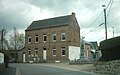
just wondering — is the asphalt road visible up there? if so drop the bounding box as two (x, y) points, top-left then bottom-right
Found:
(10, 63), (96, 75)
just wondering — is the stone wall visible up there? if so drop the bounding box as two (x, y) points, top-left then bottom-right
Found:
(0, 63), (5, 72)
(94, 60), (120, 75)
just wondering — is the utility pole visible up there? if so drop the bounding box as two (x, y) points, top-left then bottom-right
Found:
(102, 5), (107, 40)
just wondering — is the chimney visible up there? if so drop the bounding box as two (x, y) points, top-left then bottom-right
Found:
(72, 12), (75, 17)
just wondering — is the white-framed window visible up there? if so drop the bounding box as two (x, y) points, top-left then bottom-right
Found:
(28, 48), (31, 56)
(35, 35), (38, 43)
(43, 35), (47, 42)
(52, 48), (56, 56)
(61, 33), (66, 41)
(35, 48), (38, 57)
(61, 47), (66, 56)
(28, 37), (31, 43)
(52, 33), (56, 42)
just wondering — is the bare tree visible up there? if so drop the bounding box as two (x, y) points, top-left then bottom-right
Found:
(0, 29), (9, 50)
(9, 32), (25, 50)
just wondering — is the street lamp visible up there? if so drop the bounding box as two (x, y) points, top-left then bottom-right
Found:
(102, 5), (107, 40)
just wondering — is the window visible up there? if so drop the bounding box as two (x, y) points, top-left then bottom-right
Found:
(35, 48), (38, 57)
(52, 33), (56, 42)
(52, 48), (56, 56)
(43, 35), (47, 42)
(61, 47), (66, 56)
(28, 37), (31, 43)
(35, 35), (38, 43)
(61, 33), (66, 41)
(28, 48), (31, 56)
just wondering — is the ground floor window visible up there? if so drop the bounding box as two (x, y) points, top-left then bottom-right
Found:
(61, 47), (66, 56)
(52, 48), (56, 56)
(35, 48), (38, 57)
(28, 49), (31, 56)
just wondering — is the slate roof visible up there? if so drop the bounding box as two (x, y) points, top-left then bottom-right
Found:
(90, 41), (98, 50)
(26, 14), (73, 31)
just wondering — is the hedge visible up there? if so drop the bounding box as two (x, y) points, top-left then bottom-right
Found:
(99, 36), (120, 61)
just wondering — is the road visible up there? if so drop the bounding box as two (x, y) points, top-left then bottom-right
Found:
(10, 63), (97, 75)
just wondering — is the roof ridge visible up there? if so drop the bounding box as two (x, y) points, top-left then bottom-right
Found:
(26, 13), (74, 31)
(34, 14), (72, 22)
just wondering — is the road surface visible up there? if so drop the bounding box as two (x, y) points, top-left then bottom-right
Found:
(10, 63), (97, 75)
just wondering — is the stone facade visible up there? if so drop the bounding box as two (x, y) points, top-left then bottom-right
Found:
(84, 43), (93, 61)
(18, 13), (80, 63)
(94, 60), (120, 75)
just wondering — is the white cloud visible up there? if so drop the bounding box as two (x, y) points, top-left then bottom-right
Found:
(0, 0), (120, 43)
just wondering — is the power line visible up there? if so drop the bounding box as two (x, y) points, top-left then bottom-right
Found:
(82, 23), (104, 36)
(81, 0), (112, 35)
(107, 0), (114, 17)
(106, 0), (113, 9)
(81, 11), (103, 35)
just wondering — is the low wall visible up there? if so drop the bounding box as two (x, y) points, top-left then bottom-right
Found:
(94, 60), (120, 75)
(0, 63), (5, 72)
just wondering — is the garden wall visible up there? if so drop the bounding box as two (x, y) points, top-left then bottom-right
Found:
(94, 60), (120, 75)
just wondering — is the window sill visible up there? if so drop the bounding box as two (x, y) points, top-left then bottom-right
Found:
(52, 40), (56, 42)
(53, 55), (56, 56)
(62, 55), (66, 56)
(61, 40), (66, 42)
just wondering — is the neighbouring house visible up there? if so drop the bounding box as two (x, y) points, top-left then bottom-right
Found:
(90, 41), (101, 61)
(83, 41), (100, 62)
(84, 42), (93, 61)
(18, 12), (80, 63)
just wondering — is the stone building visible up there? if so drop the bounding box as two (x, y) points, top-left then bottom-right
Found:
(18, 12), (80, 63)
(84, 43), (92, 60)
(84, 41), (100, 62)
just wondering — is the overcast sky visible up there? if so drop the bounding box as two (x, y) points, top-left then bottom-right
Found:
(0, 0), (120, 43)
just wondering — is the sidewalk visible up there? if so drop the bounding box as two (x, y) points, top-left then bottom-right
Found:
(0, 67), (16, 75)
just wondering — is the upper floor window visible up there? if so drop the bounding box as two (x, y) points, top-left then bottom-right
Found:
(61, 33), (66, 41)
(52, 48), (56, 56)
(28, 37), (31, 43)
(61, 47), (66, 56)
(35, 35), (38, 43)
(52, 33), (56, 42)
(43, 47), (46, 50)
(43, 35), (47, 42)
